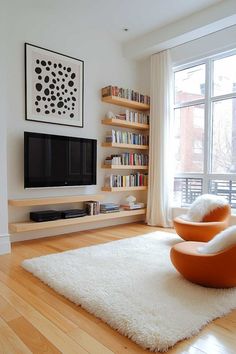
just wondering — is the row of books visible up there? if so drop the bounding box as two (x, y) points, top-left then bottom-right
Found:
(104, 153), (149, 166)
(84, 201), (120, 214)
(105, 130), (149, 146)
(100, 203), (120, 213)
(84, 201), (145, 214)
(114, 110), (149, 125)
(102, 86), (150, 105)
(84, 201), (100, 215)
(104, 173), (148, 188)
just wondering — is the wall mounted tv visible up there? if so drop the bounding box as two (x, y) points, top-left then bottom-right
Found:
(24, 132), (97, 188)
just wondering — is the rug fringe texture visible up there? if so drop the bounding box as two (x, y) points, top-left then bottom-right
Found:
(22, 232), (236, 352)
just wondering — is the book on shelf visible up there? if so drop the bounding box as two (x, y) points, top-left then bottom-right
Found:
(104, 153), (148, 166)
(100, 203), (120, 213)
(104, 173), (148, 188)
(104, 157), (113, 165)
(121, 202), (145, 210)
(100, 209), (120, 214)
(84, 201), (100, 215)
(104, 154), (122, 165)
(124, 110), (149, 125)
(106, 111), (149, 125)
(115, 113), (126, 120)
(105, 130), (149, 146)
(101, 85), (150, 105)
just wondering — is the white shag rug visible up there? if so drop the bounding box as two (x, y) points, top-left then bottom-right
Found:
(22, 232), (236, 352)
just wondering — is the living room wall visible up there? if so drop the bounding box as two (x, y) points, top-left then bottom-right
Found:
(3, 1), (148, 242)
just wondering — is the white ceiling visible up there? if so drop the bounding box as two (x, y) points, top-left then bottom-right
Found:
(37, 0), (222, 42)
(123, 0), (236, 58)
(99, 0), (223, 41)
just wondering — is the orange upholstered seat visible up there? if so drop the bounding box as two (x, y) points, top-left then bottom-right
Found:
(174, 204), (231, 242)
(170, 241), (236, 288)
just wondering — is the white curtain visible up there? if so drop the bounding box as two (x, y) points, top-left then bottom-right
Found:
(146, 50), (173, 227)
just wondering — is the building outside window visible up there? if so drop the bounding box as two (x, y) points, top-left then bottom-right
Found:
(173, 51), (236, 209)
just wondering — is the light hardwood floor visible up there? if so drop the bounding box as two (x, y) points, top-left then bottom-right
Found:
(0, 222), (236, 354)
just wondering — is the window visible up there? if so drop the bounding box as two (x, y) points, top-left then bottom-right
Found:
(173, 51), (236, 208)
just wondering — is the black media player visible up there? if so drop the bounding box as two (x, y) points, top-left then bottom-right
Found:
(61, 209), (87, 219)
(30, 210), (62, 222)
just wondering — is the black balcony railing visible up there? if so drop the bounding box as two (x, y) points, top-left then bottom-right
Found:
(209, 180), (236, 208)
(174, 177), (203, 206)
(174, 177), (236, 208)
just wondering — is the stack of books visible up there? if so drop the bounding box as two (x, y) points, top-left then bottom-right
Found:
(122, 202), (145, 210)
(101, 86), (150, 105)
(84, 201), (100, 215)
(100, 203), (120, 213)
(114, 113), (126, 120)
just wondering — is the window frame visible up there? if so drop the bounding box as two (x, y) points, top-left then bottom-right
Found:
(173, 49), (236, 206)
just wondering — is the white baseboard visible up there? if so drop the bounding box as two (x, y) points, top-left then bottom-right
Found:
(0, 234), (11, 255)
(10, 215), (145, 243)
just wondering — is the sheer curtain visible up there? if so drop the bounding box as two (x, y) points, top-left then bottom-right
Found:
(146, 50), (173, 227)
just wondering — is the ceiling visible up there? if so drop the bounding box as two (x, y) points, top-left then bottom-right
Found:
(98, 0), (223, 41)
(30, 0), (222, 42)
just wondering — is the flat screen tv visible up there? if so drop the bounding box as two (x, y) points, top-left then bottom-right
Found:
(24, 132), (97, 188)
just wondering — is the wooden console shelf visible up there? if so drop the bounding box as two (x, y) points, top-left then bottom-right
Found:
(9, 209), (146, 233)
(102, 142), (148, 150)
(102, 186), (147, 192)
(102, 118), (149, 130)
(102, 96), (150, 111)
(8, 194), (104, 207)
(102, 165), (148, 170)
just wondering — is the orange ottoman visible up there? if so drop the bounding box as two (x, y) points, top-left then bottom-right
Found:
(170, 241), (236, 288)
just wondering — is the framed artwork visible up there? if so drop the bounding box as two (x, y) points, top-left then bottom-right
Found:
(25, 43), (84, 127)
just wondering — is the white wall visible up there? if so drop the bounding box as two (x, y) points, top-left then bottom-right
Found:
(136, 58), (151, 95)
(0, 3), (11, 254)
(0, 105), (10, 253)
(5, 1), (148, 243)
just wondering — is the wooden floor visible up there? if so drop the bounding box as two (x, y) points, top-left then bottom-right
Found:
(0, 222), (236, 354)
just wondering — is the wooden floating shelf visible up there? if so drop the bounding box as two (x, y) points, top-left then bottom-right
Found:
(102, 96), (150, 111)
(102, 186), (147, 192)
(9, 209), (146, 233)
(8, 194), (104, 207)
(102, 118), (149, 130)
(102, 165), (148, 170)
(102, 142), (149, 150)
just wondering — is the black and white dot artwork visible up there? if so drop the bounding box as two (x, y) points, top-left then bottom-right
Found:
(25, 43), (84, 127)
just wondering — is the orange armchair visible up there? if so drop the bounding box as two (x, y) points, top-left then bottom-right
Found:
(170, 241), (236, 288)
(174, 203), (231, 242)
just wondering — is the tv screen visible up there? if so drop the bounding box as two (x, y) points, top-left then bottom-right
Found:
(24, 132), (97, 188)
